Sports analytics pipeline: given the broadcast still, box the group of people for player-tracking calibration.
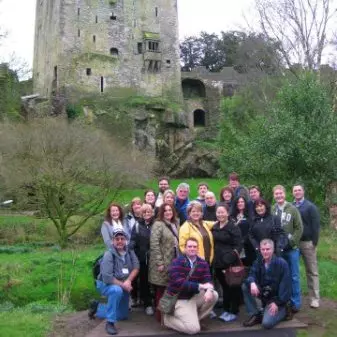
[88,173,320,335]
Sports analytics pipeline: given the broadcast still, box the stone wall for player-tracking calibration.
[33,0,182,101]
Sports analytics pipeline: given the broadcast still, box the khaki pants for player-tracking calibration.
[164,290,218,335]
[300,241,320,301]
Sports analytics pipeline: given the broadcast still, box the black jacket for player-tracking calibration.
[211,220,242,269]
[249,211,281,253]
[130,218,154,264]
[203,204,217,221]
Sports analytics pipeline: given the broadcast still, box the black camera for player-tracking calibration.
[261,285,273,300]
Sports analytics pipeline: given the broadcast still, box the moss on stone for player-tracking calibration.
[143,32,160,40]
[73,53,118,65]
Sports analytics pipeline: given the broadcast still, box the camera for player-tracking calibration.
[261,285,273,300]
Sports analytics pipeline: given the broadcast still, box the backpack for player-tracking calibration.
[92,249,114,282]
[92,253,104,281]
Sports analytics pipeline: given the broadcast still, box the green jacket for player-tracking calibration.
[272,202,303,249]
[149,220,180,287]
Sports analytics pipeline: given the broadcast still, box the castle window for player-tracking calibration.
[54,66,58,81]
[77,8,80,16]
[193,109,206,127]
[110,13,117,20]
[100,76,104,93]
[78,29,81,37]
[148,60,153,71]
[137,42,143,54]
[166,60,171,64]
[148,41,159,52]
[154,61,160,72]
[86,68,92,76]
[155,7,158,17]
[93,35,96,43]
[95,15,98,23]
[110,48,119,56]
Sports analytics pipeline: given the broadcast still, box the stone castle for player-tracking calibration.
[33,0,182,100]
[33,0,242,176]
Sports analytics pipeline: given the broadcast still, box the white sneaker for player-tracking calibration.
[219,311,230,322]
[226,313,237,322]
[145,306,154,315]
[310,299,319,308]
[209,310,217,319]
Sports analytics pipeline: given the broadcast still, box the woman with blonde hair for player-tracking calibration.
[179,201,215,265]
[162,189,175,206]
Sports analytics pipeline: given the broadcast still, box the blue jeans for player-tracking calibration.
[282,248,301,310]
[242,283,286,329]
[96,280,129,323]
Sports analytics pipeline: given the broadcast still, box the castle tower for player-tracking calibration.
[33,0,182,100]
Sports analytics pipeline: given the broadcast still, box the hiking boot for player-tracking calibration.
[106,322,118,335]
[243,314,262,327]
[88,300,99,320]
[291,306,300,313]
[284,304,293,321]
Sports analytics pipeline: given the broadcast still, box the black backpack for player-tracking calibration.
[92,253,104,281]
[92,249,114,281]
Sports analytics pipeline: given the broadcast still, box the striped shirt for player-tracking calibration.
[166,255,212,300]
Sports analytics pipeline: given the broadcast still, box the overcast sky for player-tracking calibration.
[0,0,253,70]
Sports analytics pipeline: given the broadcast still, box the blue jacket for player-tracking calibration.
[293,199,320,246]
[175,197,190,224]
[245,255,291,307]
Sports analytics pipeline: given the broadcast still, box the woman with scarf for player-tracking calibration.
[149,203,180,322]
[101,202,126,250]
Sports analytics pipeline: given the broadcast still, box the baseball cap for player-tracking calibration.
[113,228,128,239]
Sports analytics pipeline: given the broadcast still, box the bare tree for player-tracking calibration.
[0,118,153,247]
[253,0,337,70]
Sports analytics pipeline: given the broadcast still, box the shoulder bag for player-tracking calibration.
[224,250,247,287]
[158,261,197,315]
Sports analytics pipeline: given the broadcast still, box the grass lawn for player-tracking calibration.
[0,311,53,337]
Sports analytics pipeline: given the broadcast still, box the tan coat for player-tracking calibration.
[149,220,179,287]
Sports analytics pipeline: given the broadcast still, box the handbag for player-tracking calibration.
[224,250,247,287]
[158,262,197,315]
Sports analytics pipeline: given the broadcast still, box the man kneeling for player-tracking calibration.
[90,229,139,335]
[163,238,218,335]
[242,239,291,329]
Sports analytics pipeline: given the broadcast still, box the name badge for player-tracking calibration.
[122,268,129,275]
